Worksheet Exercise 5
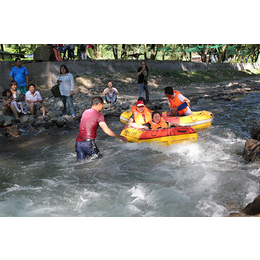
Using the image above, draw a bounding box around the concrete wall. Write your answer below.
[1,60,260,92]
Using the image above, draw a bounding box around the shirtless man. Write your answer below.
[75,96,127,161]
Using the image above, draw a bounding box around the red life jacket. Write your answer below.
[148,117,168,130]
[131,106,152,125]
[168,91,189,116]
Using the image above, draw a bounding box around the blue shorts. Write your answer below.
[75,139,100,160]
[17,85,27,96]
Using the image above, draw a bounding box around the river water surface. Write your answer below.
[1,92,260,217]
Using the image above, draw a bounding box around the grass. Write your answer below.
[150,68,260,85]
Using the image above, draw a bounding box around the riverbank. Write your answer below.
[1,69,260,138]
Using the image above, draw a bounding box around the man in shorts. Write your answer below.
[75,96,127,161]
[10,58,29,99]
[25,84,46,118]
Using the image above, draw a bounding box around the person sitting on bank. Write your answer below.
[102,80,119,104]
[25,84,46,119]
[127,100,152,130]
[164,86,193,116]
[143,111,179,130]
[2,88,21,122]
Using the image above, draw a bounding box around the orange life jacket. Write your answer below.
[148,117,168,130]
[168,90,189,116]
[131,105,151,114]
[131,106,152,125]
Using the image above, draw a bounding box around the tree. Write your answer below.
[121,44,127,59]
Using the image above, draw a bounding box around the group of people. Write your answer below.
[75,81,193,162]
[2,58,193,163]
[52,44,94,62]
[2,58,46,122]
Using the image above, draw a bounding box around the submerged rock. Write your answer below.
[4,125,20,137]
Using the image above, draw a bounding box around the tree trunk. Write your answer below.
[98,44,102,59]
[219,44,227,62]
[180,44,186,61]
[144,44,147,60]
[1,44,4,60]
[150,44,156,60]
[112,44,118,60]
[162,44,165,61]
[92,44,97,58]
[121,44,127,59]
[170,44,178,60]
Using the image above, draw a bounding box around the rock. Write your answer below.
[244,139,260,162]
[19,115,30,124]
[251,123,260,140]
[241,195,260,215]
[34,45,55,61]
[120,102,130,110]
[4,125,20,137]
[2,116,14,127]
[47,110,61,119]
[0,116,4,127]
[56,117,67,126]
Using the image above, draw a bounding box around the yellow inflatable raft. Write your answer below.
[120,110,213,130]
[120,125,198,145]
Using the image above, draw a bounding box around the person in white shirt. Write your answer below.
[25,84,46,118]
[102,80,119,104]
[57,65,76,119]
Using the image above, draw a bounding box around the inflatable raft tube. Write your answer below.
[120,110,213,130]
[120,125,197,145]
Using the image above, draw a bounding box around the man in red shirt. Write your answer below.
[75,96,126,160]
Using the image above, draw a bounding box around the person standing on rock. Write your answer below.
[57,64,76,119]
[137,60,150,103]
[10,58,29,100]
[75,96,127,161]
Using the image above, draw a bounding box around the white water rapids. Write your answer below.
[1,93,260,217]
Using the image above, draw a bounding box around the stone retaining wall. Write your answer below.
[1,60,260,92]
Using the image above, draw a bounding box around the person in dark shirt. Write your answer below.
[137,60,150,103]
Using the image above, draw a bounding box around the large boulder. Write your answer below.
[34,45,55,61]
[244,139,260,162]
[241,195,260,215]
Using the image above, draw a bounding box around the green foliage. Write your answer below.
[1,44,259,62]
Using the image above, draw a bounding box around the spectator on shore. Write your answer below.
[102,81,119,104]
[57,64,76,119]
[25,84,46,119]
[137,60,150,103]
[79,44,87,60]
[68,44,75,61]
[52,44,62,61]
[87,44,94,61]
[2,87,20,122]
[10,58,29,100]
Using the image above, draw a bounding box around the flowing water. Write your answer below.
[1,93,260,217]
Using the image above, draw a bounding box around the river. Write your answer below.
[1,92,260,217]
